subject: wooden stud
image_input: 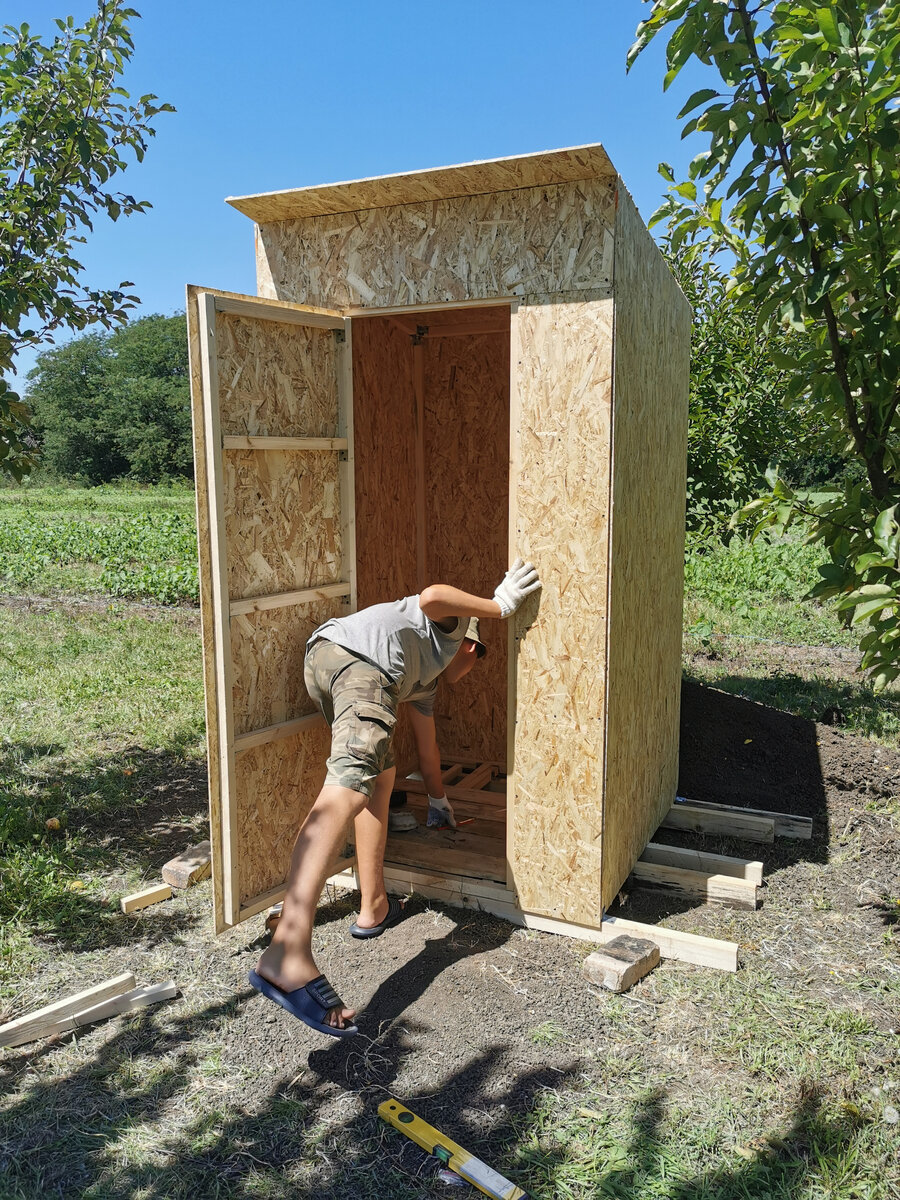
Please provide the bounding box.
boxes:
[641,842,764,886]
[0,973,137,1048]
[675,798,813,840]
[337,319,358,613]
[629,860,759,910]
[233,711,325,755]
[597,914,738,973]
[461,762,496,792]
[229,582,351,617]
[162,841,212,889]
[222,436,347,451]
[120,884,173,914]
[661,804,776,844]
[413,338,426,593]
[213,293,343,329]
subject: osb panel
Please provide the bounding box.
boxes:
[256,179,617,310]
[235,722,331,907]
[601,183,692,910]
[230,144,615,222]
[424,328,509,766]
[215,311,338,437]
[508,297,615,926]
[224,449,341,599]
[230,599,344,736]
[352,317,418,607]
[187,286,226,933]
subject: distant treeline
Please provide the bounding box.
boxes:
[26,313,192,484]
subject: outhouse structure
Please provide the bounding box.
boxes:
[187,144,691,938]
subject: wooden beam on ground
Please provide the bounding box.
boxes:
[629,860,759,910]
[675,797,813,840]
[661,804,775,843]
[598,914,738,973]
[120,884,172,914]
[641,842,764,886]
[162,841,212,889]
[0,972,136,1048]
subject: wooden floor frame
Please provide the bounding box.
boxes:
[324,786,813,976]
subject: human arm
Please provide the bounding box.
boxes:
[419,560,541,623]
[407,705,456,828]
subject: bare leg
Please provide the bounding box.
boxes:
[256,782,368,1029]
[353,766,396,928]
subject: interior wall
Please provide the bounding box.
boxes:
[352,307,510,775]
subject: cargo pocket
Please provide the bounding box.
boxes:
[347,701,396,771]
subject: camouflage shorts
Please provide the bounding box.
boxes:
[304,639,398,797]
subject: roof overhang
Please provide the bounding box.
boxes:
[226,143,616,224]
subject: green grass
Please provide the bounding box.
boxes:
[0,484,198,604]
[0,603,205,974]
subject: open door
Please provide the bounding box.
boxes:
[187,287,355,930]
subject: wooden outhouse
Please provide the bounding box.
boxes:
[187,144,691,939]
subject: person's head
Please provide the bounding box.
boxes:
[443,618,486,684]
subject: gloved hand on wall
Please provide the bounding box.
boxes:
[493,558,541,617]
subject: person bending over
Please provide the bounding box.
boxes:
[249,559,541,1037]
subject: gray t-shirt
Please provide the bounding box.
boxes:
[310,595,465,716]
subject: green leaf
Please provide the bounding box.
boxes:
[816,8,841,47]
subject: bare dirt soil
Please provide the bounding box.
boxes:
[1,674,899,1198]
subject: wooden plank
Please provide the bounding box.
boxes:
[228,144,616,223]
[629,861,759,910]
[440,763,465,785]
[199,292,241,925]
[398,776,507,807]
[0,973,137,1048]
[641,842,764,886]
[598,914,738,973]
[14,982,179,1045]
[422,320,510,338]
[337,319,357,613]
[222,436,348,451]
[233,711,325,755]
[385,831,506,883]
[162,841,212,889]
[213,293,344,329]
[327,864,517,907]
[120,884,173,914]
[229,582,351,617]
[675,798,813,840]
[661,804,776,844]
[461,762,495,792]
[187,285,226,935]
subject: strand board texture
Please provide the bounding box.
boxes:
[190,150,692,937]
[189,288,351,925]
[599,183,692,911]
[256,180,617,311]
[230,144,615,222]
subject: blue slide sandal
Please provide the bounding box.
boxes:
[248,969,358,1038]
[349,895,406,939]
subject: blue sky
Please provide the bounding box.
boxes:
[11,0,711,383]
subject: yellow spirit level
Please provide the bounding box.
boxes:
[378,1097,529,1200]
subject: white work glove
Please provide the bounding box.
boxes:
[427,794,456,829]
[493,558,541,617]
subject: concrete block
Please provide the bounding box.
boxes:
[582,935,660,993]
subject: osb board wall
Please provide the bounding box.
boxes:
[508,297,615,925]
[235,723,331,906]
[424,328,509,765]
[600,183,691,911]
[255,179,617,310]
[351,316,419,776]
[189,288,350,925]
[187,286,226,932]
[225,450,341,599]
[215,311,338,438]
[230,600,338,736]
